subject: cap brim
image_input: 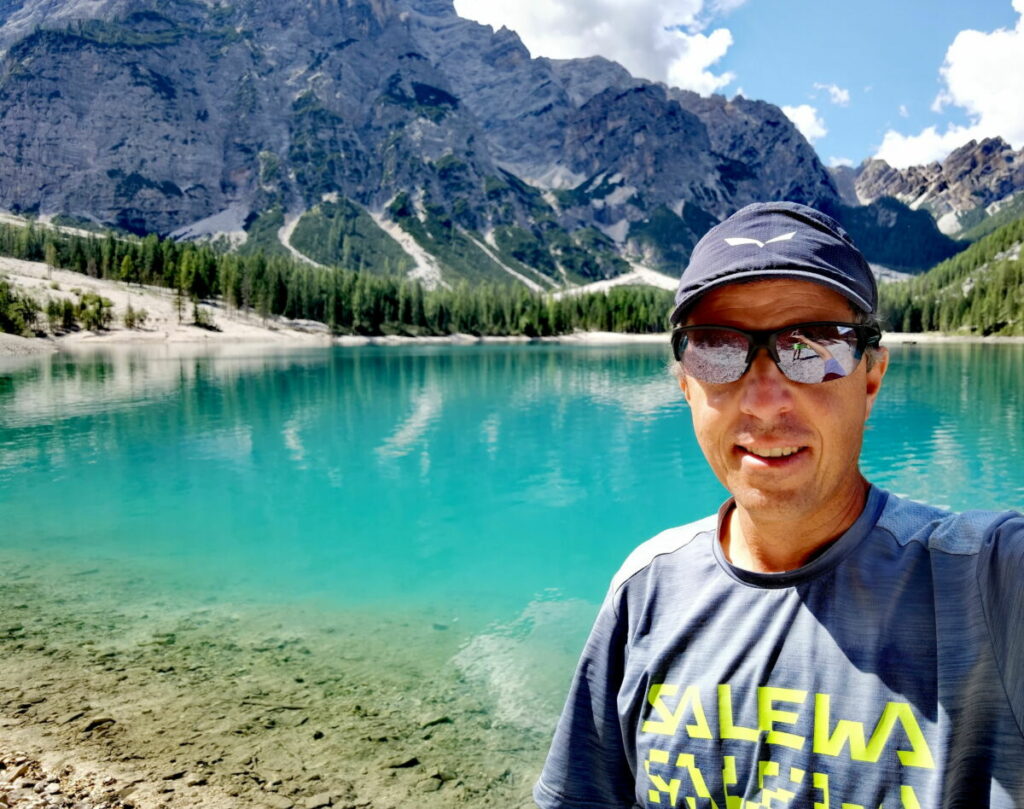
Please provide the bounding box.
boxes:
[670,268,874,325]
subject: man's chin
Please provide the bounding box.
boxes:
[731,483,810,517]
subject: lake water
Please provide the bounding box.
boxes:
[1,341,1022,733]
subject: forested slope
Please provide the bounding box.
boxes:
[879,215,1024,335]
[0,221,672,337]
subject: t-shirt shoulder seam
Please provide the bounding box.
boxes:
[874,517,978,556]
[608,514,717,616]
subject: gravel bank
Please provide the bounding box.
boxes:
[0,750,132,809]
[0,555,552,809]
[0,333,58,356]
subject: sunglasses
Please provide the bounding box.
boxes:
[671,321,881,384]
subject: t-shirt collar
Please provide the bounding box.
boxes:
[711,485,889,588]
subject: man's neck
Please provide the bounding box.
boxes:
[721,478,870,573]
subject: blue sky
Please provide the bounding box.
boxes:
[453,0,1024,169]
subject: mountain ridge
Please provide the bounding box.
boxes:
[830,137,1024,239]
[0,0,968,286]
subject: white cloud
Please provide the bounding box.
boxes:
[452,0,737,95]
[782,104,827,143]
[710,0,750,13]
[828,156,855,168]
[875,125,978,168]
[875,1,1024,168]
[813,82,850,106]
[898,104,909,118]
[666,28,735,94]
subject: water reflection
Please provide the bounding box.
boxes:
[866,343,1024,510]
[0,342,1019,625]
[0,344,701,618]
[376,383,443,460]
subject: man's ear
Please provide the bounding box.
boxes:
[863,346,889,420]
[678,371,691,402]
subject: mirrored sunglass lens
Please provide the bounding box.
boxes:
[775,325,859,383]
[682,328,749,383]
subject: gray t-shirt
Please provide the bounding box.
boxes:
[535,487,1024,808]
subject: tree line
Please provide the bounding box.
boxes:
[0,222,674,337]
[878,214,1024,335]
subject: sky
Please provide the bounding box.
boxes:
[452,0,1024,169]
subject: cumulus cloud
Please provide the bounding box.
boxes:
[782,104,827,144]
[452,0,737,95]
[813,82,850,106]
[875,0,1024,168]
[875,126,978,168]
[898,104,909,118]
[828,156,855,168]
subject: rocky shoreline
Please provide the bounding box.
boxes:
[0,555,554,809]
[0,750,134,809]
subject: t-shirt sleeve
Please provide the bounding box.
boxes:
[534,589,637,809]
[978,512,1024,737]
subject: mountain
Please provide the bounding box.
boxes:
[832,138,1024,241]
[836,198,963,273]
[0,0,954,287]
[878,212,1024,335]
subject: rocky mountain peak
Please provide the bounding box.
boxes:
[839,137,1024,235]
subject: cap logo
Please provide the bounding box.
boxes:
[723,231,796,249]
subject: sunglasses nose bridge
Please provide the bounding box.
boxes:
[744,332,780,369]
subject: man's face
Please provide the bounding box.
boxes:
[679,279,888,523]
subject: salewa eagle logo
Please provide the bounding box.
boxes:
[723,232,796,248]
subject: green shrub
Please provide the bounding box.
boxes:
[0,279,40,335]
[77,292,113,331]
[123,303,149,329]
[191,298,220,331]
[45,298,78,331]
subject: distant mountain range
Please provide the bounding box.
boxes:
[0,0,1011,288]
[830,137,1024,243]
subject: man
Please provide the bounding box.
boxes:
[534,202,1024,808]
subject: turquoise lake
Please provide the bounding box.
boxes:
[1,342,1022,725]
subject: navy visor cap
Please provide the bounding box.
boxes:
[670,201,878,324]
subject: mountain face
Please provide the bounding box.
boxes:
[834,138,1024,239]
[0,0,866,286]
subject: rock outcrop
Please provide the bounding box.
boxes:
[837,138,1024,236]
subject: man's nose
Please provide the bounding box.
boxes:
[738,350,794,418]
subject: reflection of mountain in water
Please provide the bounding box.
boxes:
[376,383,443,459]
[452,596,597,732]
[0,342,1018,622]
[0,345,331,428]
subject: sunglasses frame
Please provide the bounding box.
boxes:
[670,320,882,383]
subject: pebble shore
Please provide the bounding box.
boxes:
[0,751,132,809]
[0,553,557,809]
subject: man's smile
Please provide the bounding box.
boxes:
[734,443,811,468]
[739,445,804,458]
